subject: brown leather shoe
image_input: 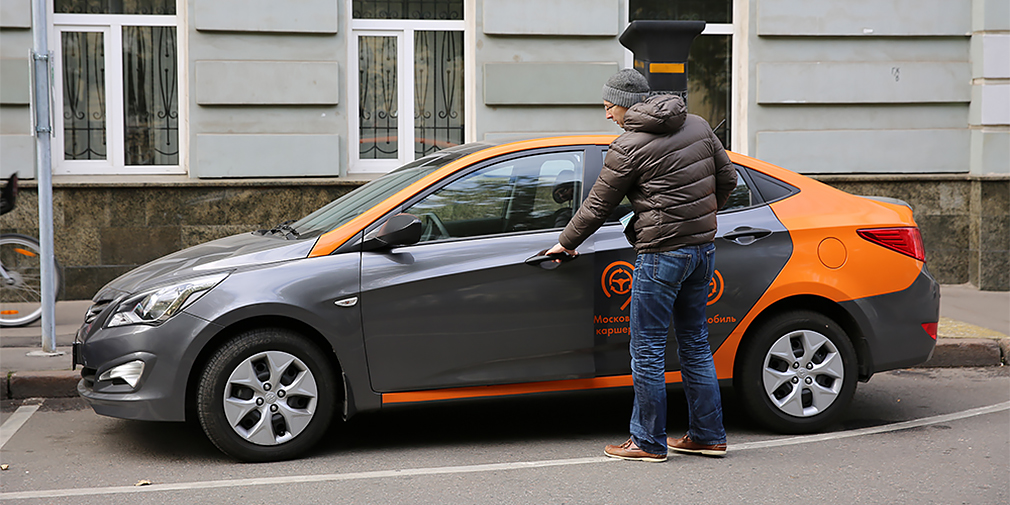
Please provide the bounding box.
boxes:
[667,435,727,457]
[604,438,667,462]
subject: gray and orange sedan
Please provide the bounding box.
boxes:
[74,136,939,461]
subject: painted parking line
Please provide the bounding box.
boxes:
[0,403,41,450]
[732,400,1010,452]
[2,401,1007,501]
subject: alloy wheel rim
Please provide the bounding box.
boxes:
[223,350,318,445]
[761,329,844,418]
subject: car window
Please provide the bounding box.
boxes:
[720,170,753,212]
[746,167,799,204]
[405,150,584,242]
[290,143,490,238]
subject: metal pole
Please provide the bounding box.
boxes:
[31,0,58,354]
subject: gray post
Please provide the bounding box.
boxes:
[31,0,58,354]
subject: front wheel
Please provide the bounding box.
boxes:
[0,233,63,327]
[197,328,338,462]
[735,310,857,434]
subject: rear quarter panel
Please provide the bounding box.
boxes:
[713,153,924,375]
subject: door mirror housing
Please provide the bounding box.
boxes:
[361,213,423,251]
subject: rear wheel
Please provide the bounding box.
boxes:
[0,233,63,327]
[736,310,857,434]
[197,328,338,462]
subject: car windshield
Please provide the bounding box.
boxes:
[290,143,492,238]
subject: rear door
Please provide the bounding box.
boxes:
[360,148,596,392]
[588,157,795,375]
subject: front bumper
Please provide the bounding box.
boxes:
[841,267,940,376]
[74,310,219,422]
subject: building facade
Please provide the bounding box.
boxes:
[1,0,1007,295]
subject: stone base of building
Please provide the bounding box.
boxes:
[815,174,1008,291]
[2,174,1007,299]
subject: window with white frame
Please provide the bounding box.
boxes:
[52,0,183,175]
[630,0,733,149]
[350,0,465,174]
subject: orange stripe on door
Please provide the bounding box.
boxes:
[381,371,684,404]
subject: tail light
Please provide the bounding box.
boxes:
[857,227,926,262]
[921,322,938,340]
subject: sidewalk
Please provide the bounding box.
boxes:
[2,286,1008,399]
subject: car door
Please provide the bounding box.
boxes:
[588,158,795,375]
[704,165,795,355]
[360,148,596,392]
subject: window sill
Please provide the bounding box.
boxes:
[20,174,380,189]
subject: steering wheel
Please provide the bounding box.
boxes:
[418,212,449,241]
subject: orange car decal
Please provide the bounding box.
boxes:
[707,270,724,306]
[709,152,923,378]
[308,135,619,257]
[382,371,683,404]
[601,260,635,311]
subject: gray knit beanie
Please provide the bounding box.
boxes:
[602,69,650,108]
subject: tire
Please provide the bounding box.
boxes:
[0,233,63,327]
[197,328,338,462]
[735,310,857,434]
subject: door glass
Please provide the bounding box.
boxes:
[123,26,179,166]
[414,30,464,158]
[62,31,106,161]
[405,151,584,242]
[359,36,398,160]
[352,0,463,20]
[720,169,753,212]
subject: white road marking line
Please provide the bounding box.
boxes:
[2,401,1007,501]
[730,400,1010,452]
[0,403,41,450]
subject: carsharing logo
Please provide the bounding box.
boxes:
[601,261,635,311]
[601,260,725,311]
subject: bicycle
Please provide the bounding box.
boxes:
[0,173,63,327]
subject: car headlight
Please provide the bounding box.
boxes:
[107,272,229,328]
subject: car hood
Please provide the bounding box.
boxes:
[93,233,315,300]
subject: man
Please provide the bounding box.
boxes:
[546,68,737,462]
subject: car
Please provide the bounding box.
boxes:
[73,135,939,461]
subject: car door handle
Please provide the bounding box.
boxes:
[525,250,577,270]
[723,226,772,246]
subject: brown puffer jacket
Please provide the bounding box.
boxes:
[559,94,737,253]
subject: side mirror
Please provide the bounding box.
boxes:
[361,213,422,251]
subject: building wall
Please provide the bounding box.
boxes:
[737,0,975,174]
[187,0,345,178]
[473,0,626,140]
[970,0,1010,175]
[0,0,35,179]
[735,0,1008,290]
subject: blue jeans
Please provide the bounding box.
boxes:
[629,243,726,455]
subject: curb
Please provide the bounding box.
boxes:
[916,338,1006,368]
[4,370,80,400]
[2,338,1007,401]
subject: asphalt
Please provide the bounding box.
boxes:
[1,285,1008,400]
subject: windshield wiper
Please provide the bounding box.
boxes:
[255,220,300,239]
